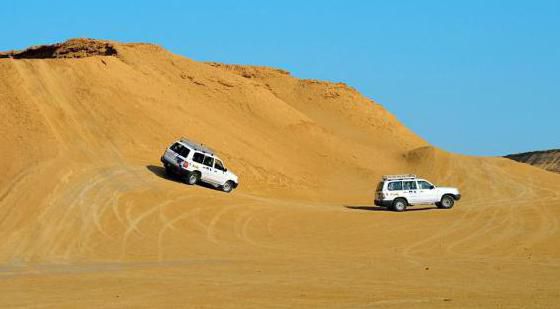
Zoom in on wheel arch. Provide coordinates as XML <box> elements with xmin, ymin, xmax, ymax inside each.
<box><xmin>441</xmin><ymin>193</ymin><xmax>455</xmax><ymax>201</ymax></box>
<box><xmin>191</xmin><ymin>170</ymin><xmax>202</xmax><ymax>176</ymax></box>
<box><xmin>393</xmin><ymin>197</ymin><xmax>408</xmax><ymax>205</ymax></box>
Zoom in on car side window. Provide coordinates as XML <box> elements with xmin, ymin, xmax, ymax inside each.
<box><xmin>388</xmin><ymin>181</ymin><xmax>402</xmax><ymax>191</ymax></box>
<box><xmin>192</xmin><ymin>152</ymin><xmax>204</xmax><ymax>163</ymax></box>
<box><xmin>214</xmin><ymin>160</ymin><xmax>225</xmax><ymax>171</ymax></box>
<box><xmin>403</xmin><ymin>181</ymin><xmax>417</xmax><ymax>190</ymax></box>
<box><xmin>203</xmin><ymin>156</ymin><xmax>214</xmax><ymax>167</ymax></box>
<box><xmin>418</xmin><ymin>181</ymin><xmax>432</xmax><ymax>189</ymax></box>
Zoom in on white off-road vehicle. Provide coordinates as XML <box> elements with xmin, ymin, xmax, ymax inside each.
<box><xmin>160</xmin><ymin>138</ymin><xmax>239</xmax><ymax>193</ymax></box>
<box><xmin>374</xmin><ymin>174</ymin><xmax>461</xmax><ymax>212</ymax></box>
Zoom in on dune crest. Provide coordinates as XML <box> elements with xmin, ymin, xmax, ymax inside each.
<box><xmin>0</xmin><ymin>38</ymin><xmax>117</xmax><ymax>59</ymax></box>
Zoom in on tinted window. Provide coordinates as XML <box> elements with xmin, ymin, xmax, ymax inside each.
<box><xmin>170</xmin><ymin>143</ymin><xmax>190</xmax><ymax>158</ymax></box>
<box><xmin>203</xmin><ymin>156</ymin><xmax>214</xmax><ymax>167</ymax></box>
<box><xmin>376</xmin><ymin>181</ymin><xmax>385</xmax><ymax>191</ymax></box>
<box><xmin>403</xmin><ymin>181</ymin><xmax>417</xmax><ymax>190</ymax></box>
<box><xmin>388</xmin><ymin>181</ymin><xmax>402</xmax><ymax>191</ymax></box>
<box><xmin>192</xmin><ymin>152</ymin><xmax>204</xmax><ymax>163</ymax></box>
<box><xmin>214</xmin><ymin>160</ymin><xmax>225</xmax><ymax>171</ymax></box>
<box><xmin>418</xmin><ymin>181</ymin><xmax>432</xmax><ymax>189</ymax></box>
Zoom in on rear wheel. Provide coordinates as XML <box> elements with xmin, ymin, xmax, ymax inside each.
<box><xmin>392</xmin><ymin>198</ymin><xmax>407</xmax><ymax>212</ymax></box>
<box><xmin>438</xmin><ymin>195</ymin><xmax>455</xmax><ymax>209</ymax></box>
<box><xmin>164</xmin><ymin>163</ymin><xmax>172</xmax><ymax>175</ymax></box>
<box><xmin>185</xmin><ymin>172</ymin><xmax>200</xmax><ymax>185</ymax></box>
<box><xmin>222</xmin><ymin>181</ymin><xmax>235</xmax><ymax>193</ymax></box>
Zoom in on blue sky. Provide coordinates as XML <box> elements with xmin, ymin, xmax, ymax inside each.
<box><xmin>2</xmin><ymin>1</ymin><xmax>558</xmax><ymax>156</ymax></box>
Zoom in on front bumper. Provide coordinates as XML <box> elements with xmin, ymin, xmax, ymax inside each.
<box><xmin>453</xmin><ymin>194</ymin><xmax>461</xmax><ymax>201</ymax></box>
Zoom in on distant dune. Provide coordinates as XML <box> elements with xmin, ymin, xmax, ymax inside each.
<box><xmin>505</xmin><ymin>149</ymin><xmax>560</xmax><ymax>173</ymax></box>
<box><xmin>1</xmin><ymin>39</ymin><xmax>559</xmax><ymax>308</ymax></box>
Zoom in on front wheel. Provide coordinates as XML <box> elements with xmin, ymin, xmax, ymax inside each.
<box><xmin>438</xmin><ymin>195</ymin><xmax>455</xmax><ymax>209</ymax></box>
<box><xmin>222</xmin><ymin>181</ymin><xmax>235</xmax><ymax>193</ymax></box>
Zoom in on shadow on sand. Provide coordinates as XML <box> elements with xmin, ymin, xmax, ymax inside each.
<box><xmin>145</xmin><ymin>165</ymin><xmax>222</xmax><ymax>192</ymax></box>
<box><xmin>344</xmin><ymin>205</ymin><xmax>436</xmax><ymax>212</ymax></box>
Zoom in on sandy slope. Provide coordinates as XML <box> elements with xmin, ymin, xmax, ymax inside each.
<box><xmin>1</xmin><ymin>39</ymin><xmax>559</xmax><ymax>307</ymax></box>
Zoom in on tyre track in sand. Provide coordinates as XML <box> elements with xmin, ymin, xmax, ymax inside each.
<box><xmin>400</xmin><ymin>159</ymin><xmax>527</xmax><ymax>265</ymax></box>
<box><xmin>156</xmin><ymin>207</ymin><xmax>201</xmax><ymax>261</ymax></box>
<box><xmin>442</xmin><ymin>163</ymin><xmax>531</xmax><ymax>254</ymax></box>
<box><xmin>401</xmin><ymin>159</ymin><xmax>560</xmax><ymax>266</ymax></box>
<box><xmin>120</xmin><ymin>195</ymin><xmax>193</xmax><ymax>259</ymax></box>
<box><xmin>20</xmin><ymin>164</ymin><xmax>157</xmax><ymax>260</ymax></box>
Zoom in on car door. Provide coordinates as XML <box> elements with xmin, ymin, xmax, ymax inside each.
<box><xmin>201</xmin><ymin>155</ymin><xmax>215</xmax><ymax>182</ymax></box>
<box><xmin>402</xmin><ymin>180</ymin><xmax>420</xmax><ymax>204</ymax></box>
<box><xmin>212</xmin><ymin>159</ymin><xmax>228</xmax><ymax>185</ymax></box>
<box><xmin>388</xmin><ymin>181</ymin><xmax>407</xmax><ymax>201</ymax></box>
<box><xmin>416</xmin><ymin>180</ymin><xmax>438</xmax><ymax>204</ymax></box>
<box><xmin>191</xmin><ymin>152</ymin><xmax>205</xmax><ymax>170</ymax></box>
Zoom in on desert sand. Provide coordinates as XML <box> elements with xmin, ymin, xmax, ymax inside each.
<box><xmin>1</xmin><ymin>39</ymin><xmax>559</xmax><ymax>308</ymax></box>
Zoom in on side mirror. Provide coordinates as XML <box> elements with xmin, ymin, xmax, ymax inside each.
<box><xmin>430</xmin><ymin>185</ymin><xmax>435</xmax><ymax>190</ymax></box>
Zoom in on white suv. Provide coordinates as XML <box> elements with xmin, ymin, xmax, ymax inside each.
<box><xmin>160</xmin><ymin>138</ymin><xmax>239</xmax><ymax>193</ymax></box>
<box><xmin>374</xmin><ymin>174</ymin><xmax>461</xmax><ymax>212</ymax></box>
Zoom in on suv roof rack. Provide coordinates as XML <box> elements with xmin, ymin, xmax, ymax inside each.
<box><xmin>382</xmin><ymin>174</ymin><xmax>416</xmax><ymax>180</ymax></box>
<box><xmin>179</xmin><ymin>137</ymin><xmax>215</xmax><ymax>155</ymax></box>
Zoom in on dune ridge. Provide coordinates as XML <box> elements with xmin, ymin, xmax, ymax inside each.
<box><xmin>505</xmin><ymin>149</ymin><xmax>560</xmax><ymax>173</ymax></box>
<box><xmin>0</xmin><ymin>38</ymin><xmax>117</xmax><ymax>59</ymax></box>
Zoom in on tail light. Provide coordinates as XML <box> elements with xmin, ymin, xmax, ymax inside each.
<box><xmin>182</xmin><ymin>161</ymin><xmax>189</xmax><ymax>169</ymax></box>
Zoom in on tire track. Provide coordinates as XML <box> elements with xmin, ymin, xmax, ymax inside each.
<box><xmin>120</xmin><ymin>195</ymin><xmax>192</xmax><ymax>259</ymax></box>
<box><xmin>157</xmin><ymin>208</ymin><xmax>200</xmax><ymax>261</ymax></box>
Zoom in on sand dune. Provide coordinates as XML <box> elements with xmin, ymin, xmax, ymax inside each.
<box><xmin>1</xmin><ymin>39</ymin><xmax>559</xmax><ymax>307</ymax></box>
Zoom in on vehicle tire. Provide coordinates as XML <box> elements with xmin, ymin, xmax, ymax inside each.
<box><xmin>222</xmin><ymin>181</ymin><xmax>235</xmax><ymax>193</ymax></box>
<box><xmin>164</xmin><ymin>164</ymin><xmax>172</xmax><ymax>176</ymax></box>
<box><xmin>185</xmin><ymin>172</ymin><xmax>200</xmax><ymax>185</ymax></box>
<box><xmin>438</xmin><ymin>195</ymin><xmax>455</xmax><ymax>209</ymax></box>
<box><xmin>392</xmin><ymin>198</ymin><xmax>407</xmax><ymax>212</ymax></box>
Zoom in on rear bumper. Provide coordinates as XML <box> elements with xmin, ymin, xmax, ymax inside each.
<box><xmin>374</xmin><ymin>199</ymin><xmax>392</xmax><ymax>207</ymax></box>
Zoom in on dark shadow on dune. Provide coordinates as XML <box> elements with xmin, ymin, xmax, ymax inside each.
<box><xmin>146</xmin><ymin>165</ymin><xmax>183</xmax><ymax>183</ymax></box>
<box><xmin>145</xmin><ymin>165</ymin><xmax>222</xmax><ymax>191</ymax></box>
<box><xmin>344</xmin><ymin>205</ymin><xmax>436</xmax><ymax>212</ymax></box>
